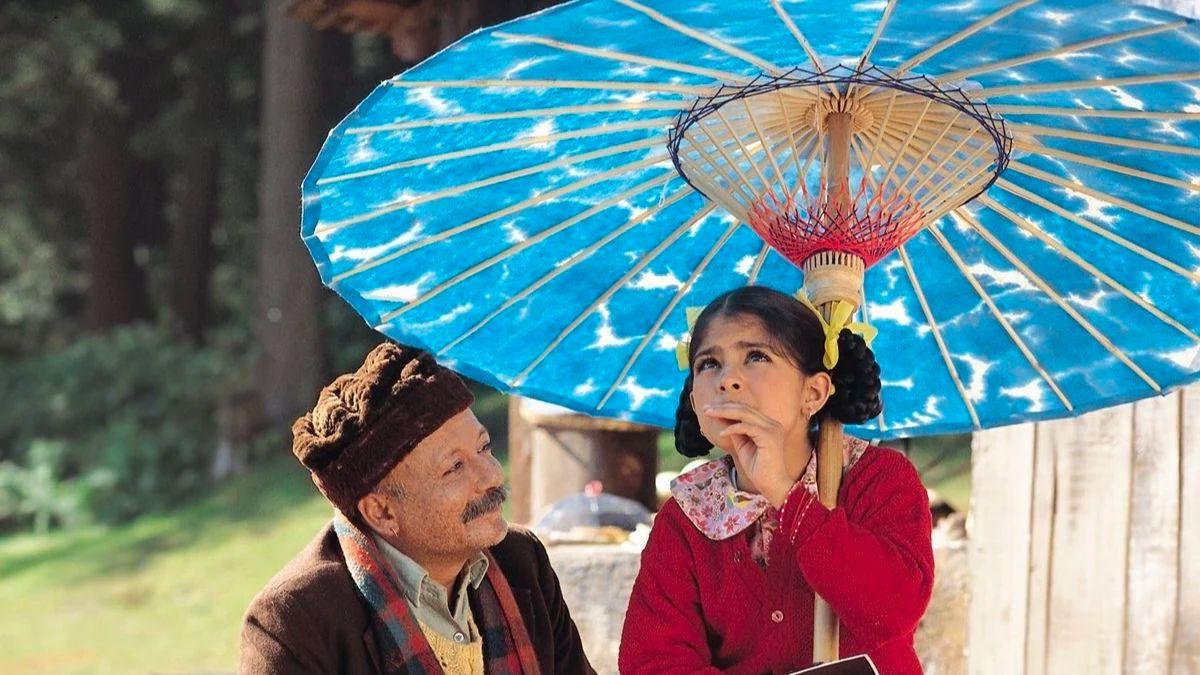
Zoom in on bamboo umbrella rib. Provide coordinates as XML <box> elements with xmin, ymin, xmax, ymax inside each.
<box><xmin>895</xmin><ymin>0</ymin><xmax>1042</xmax><ymax>75</ymax></box>
<box><xmin>689</xmin><ymin>132</ymin><xmax>757</xmax><ymax>204</ymax></box>
<box><xmin>993</xmin><ymin>178</ymin><xmax>1200</xmax><ymax>284</ymax></box>
<box><xmin>937</xmin><ymin>20</ymin><xmax>1188</xmax><ymax>82</ymax></box>
<box><xmin>1013</xmin><ymin>139</ymin><xmax>1200</xmax><ymax>193</ymax></box>
<box><xmin>918</xmin><ymin>145</ymin><xmax>998</xmax><ymax>219</ymax></box>
<box><xmin>491</xmin><ymin>31</ymin><xmax>750</xmax><ymax>82</ymax></box>
<box><xmin>329</xmin><ymin>154</ymin><xmax>671</xmax><ymax>280</ymax></box>
<box><xmin>897</xmin><ymin>245</ymin><xmax>983</xmax><ymax>429</ymax></box>
<box><xmin>377</xmin><ymin>174</ymin><xmax>686</xmax><ymax>323</ymax></box>
<box><xmin>990</xmin><ymin>104</ymin><xmax>1200</xmax><ymax>121</ymax></box>
<box><xmin>869</xmin><ymin>122</ymin><xmax>991</xmax><ymax>204</ymax></box>
<box><xmin>613</xmin><ymin>0</ymin><xmax>785</xmax><ymax>75</ymax></box>
<box><xmin>741</xmin><ymin>98</ymin><xmax>791</xmax><ymax>200</ymax></box>
<box><xmin>747</xmin><ymin>242</ymin><xmax>771</xmax><ymax>285</ymax></box>
<box><xmin>714</xmin><ymin>107</ymin><xmax>775</xmax><ymax>195</ymax></box>
<box><xmin>773</xmin><ymin>89</ymin><xmax>808</xmax><ymax>180</ymax></box>
<box><xmin>389</xmin><ymin>78</ymin><xmax>713</xmax><ymax>95</ymax></box>
<box><xmin>845</xmin><ymin>0</ymin><xmax>900</xmax><ymax>107</ymax></box>
<box><xmin>594</xmin><ymin>220</ymin><xmax>744</xmax><ymax>406</ymax></box>
<box><xmin>925</xmin><ymin>224</ymin><xmax>1074</xmax><ymax>411</ymax></box>
<box><xmin>879</xmin><ymin>100</ymin><xmax>936</xmax><ymax>191</ymax></box>
<box><xmin>979</xmin><ymin>194</ymin><xmax>1200</xmax><ymax>341</ymax></box>
<box><xmin>319</xmin><ymin>118</ymin><xmax>673</xmax><ymax>184</ymax></box>
<box><xmin>345</xmin><ymin>100</ymin><xmax>690</xmax><ymax>133</ymax></box>
<box><xmin>768</xmin><ymin>0</ymin><xmax>824</xmax><ymax>72</ymax></box>
<box><xmin>907</xmin><ymin>130</ymin><xmax>992</xmax><ymax>206</ymax></box>
<box><xmin>1006</xmin><ymin>161</ymin><xmax>1200</xmax><ymax>236</ymax></box>
<box><xmin>862</xmin><ymin>89</ymin><xmax>905</xmax><ymax>180</ymax></box>
<box><xmin>924</xmin><ymin>174</ymin><xmax>998</xmax><ymax>227</ymax></box>
<box><xmin>693</xmin><ymin>121</ymin><xmax>763</xmax><ymax>200</ymax></box>
<box><xmin>440</xmin><ymin>201</ymin><xmax>719</xmax><ymax>356</ymax></box>
<box><xmin>684</xmin><ymin>133</ymin><xmax>803</xmax><ymax>218</ymax></box>
<box><xmin>953</xmin><ymin>208</ymin><xmax>1162</xmax><ymax>392</ymax></box>
<box><xmin>688</xmin><ymin>159</ymin><xmax>751</xmax><ymax>217</ymax></box>
<box><xmin>1005</xmin><ymin>121</ymin><xmax>1200</xmax><ymax>157</ymax></box>
<box><xmin>799</xmin><ymin>123</ymin><xmax>824</xmax><ymax>181</ymax></box>
<box><xmin>863</xmin><ymin>128</ymin><xmax>989</xmax><ymax>210</ymax></box>
<box><xmin>513</xmin><ymin>214</ymin><xmax>738</xmax><ymax>389</ymax></box>
<box><xmin>314</xmin><ymin>138</ymin><xmax>664</xmax><ymax>235</ymax></box>
<box><xmin>868</xmin><ymin>117</ymin><xmax>994</xmax><ymax>185</ymax></box>
<box><xmin>974</xmin><ymin>70</ymin><xmax>1200</xmax><ymax>98</ymax></box>
<box><xmin>858</xmin><ymin>0</ymin><xmax>898</xmax><ymax>70</ymax></box>
<box><xmin>891</xmin><ymin>110</ymin><xmax>966</xmax><ymax>200</ymax></box>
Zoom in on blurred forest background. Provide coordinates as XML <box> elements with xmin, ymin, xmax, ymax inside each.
<box><xmin>0</xmin><ymin>1</ymin><xmax>968</xmax><ymax>671</ymax></box>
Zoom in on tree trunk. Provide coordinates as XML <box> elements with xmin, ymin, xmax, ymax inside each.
<box><xmin>171</xmin><ymin>18</ymin><xmax>228</xmax><ymax>343</ymax></box>
<box><xmin>81</xmin><ymin>107</ymin><xmax>151</xmax><ymax>329</ymax></box>
<box><xmin>255</xmin><ymin>0</ymin><xmax>328</xmax><ymax>425</ymax></box>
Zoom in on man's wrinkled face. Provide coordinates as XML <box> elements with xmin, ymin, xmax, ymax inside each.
<box><xmin>367</xmin><ymin>409</ymin><xmax>509</xmax><ymax>560</ymax></box>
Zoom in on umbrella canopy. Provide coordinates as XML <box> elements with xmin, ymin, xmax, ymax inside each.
<box><xmin>302</xmin><ymin>0</ymin><xmax>1200</xmax><ymax>440</ymax></box>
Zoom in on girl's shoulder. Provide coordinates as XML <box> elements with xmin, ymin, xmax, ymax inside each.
<box><xmin>842</xmin><ymin>442</ymin><xmax>928</xmax><ymax>509</ymax></box>
<box><xmin>849</xmin><ymin>441</ymin><xmax>920</xmax><ymax>479</ymax></box>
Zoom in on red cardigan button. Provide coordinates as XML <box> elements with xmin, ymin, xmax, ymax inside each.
<box><xmin>770</xmin><ymin>610</ymin><xmax>784</xmax><ymax>623</ymax></box>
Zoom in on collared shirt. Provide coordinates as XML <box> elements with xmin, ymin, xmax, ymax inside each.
<box><xmin>370</xmin><ymin>533</ymin><xmax>490</xmax><ymax>645</ymax></box>
<box><xmin>669</xmin><ymin>435</ymin><xmax>871</xmax><ymax>565</ymax></box>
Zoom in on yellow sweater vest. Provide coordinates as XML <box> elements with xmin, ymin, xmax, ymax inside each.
<box><xmin>417</xmin><ymin>618</ymin><xmax>484</xmax><ymax>675</ymax></box>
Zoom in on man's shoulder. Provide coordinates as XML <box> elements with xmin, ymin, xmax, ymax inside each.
<box><xmin>244</xmin><ymin>521</ymin><xmax>364</xmax><ymax>625</ymax></box>
<box><xmin>488</xmin><ymin>524</ymin><xmax>551</xmax><ymax>585</ymax></box>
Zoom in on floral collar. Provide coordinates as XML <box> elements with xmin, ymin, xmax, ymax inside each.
<box><xmin>669</xmin><ymin>435</ymin><xmax>871</xmax><ymax>541</ymax></box>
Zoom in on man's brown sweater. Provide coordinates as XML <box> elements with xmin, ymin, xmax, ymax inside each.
<box><xmin>239</xmin><ymin>523</ymin><xmax>594</xmax><ymax>674</ymax></box>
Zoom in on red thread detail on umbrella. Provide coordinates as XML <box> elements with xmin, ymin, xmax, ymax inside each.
<box><xmin>747</xmin><ymin>178</ymin><xmax>926</xmax><ymax>268</ymax></box>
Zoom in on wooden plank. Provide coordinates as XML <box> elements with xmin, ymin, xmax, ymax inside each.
<box><xmin>507</xmin><ymin>396</ymin><xmax>533</xmax><ymax>524</ymax></box>
<box><xmin>1025</xmin><ymin>421</ymin><xmax>1056</xmax><ymax>675</ymax></box>
<box><xmin>1041</xmin><ymin>404</ymin><xmax>1134</xmax><ymax>675</ymax></box>
<box><xmin>1125</xmin><ymin>393</ymin><xmax>1182</xmax><ymax>674</ymax></box>
<box><xmin>967</xmin><ymin>423</ymin><xmax>1037</xmax><ymax>675</ymax></box>
<box><xmin>1175</xmin><ymin>385</ymin><xmax>1200</xmax><ymax>675</ymax></box>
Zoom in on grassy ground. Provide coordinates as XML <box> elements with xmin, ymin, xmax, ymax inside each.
<box><xmin>0</xmin><ymin>388</ymin><xmax>970</xmax><ymax>673</ymax></box>
<box><xmin>0</xmin><ymin>458</ymin><xmax>331</xmax><ymax>674</ymax></box>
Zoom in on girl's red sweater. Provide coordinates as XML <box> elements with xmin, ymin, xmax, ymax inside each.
<box><xmin>619</xmin><ymin>446</ymin><xmax>934</xmax><ymax>674</ymax></box>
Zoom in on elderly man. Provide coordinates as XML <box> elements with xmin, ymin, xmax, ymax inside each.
<box><xmin>240</xmin><ymin>342</ymin><xmax>593</xmax><ymax>674</ymax></box>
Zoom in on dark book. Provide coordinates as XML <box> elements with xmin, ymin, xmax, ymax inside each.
<box><xmin>788</xmin><ymin>654</ymin><xmax>880</xmax><ymax>674</ymax></box>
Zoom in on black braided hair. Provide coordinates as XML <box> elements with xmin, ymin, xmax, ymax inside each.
<box><xmin>825</xmin><ymin>328</ymin><xmax>884</xmax><ymax>424</ymax></box>
<box><xmin>674</xmin><ymin>372</ymin><xmax>713</xmax><ymax>457</ymax></box>
<box><xmin>673</xmin><ymin>286</ymin><xmax>883</xmax><ymax>457</ymax></box>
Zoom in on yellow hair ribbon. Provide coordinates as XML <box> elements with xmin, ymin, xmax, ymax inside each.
<box><xmin>793</xmin><ymin>291</ymin><xmax>878</xmax><ymax>370</ymax></box>
<box><xmin>674</xmin><ymin>306</ymin><xmax>705</xmax><ymax>371</ymax></box>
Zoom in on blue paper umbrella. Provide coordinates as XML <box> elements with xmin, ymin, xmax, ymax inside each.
<box><xmin>302</xmin><ymin>0</ymin><xmax>1200</xmax><ymax>440</ymax></box>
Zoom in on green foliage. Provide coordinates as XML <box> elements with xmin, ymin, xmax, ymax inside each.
<box><xmin>0</xmin><ymin>324</ymin><xmax>248</xmax><ymax>530</ymax></box>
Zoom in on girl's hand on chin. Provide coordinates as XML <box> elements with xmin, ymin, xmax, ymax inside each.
<box><xmin>702</xmin><ymin>402</ymin><xmax>797</xmax><ymax>507</ymax></box>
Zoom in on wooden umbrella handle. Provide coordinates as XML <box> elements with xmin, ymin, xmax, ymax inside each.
<box><xmin>810</xmin><ymin>108</ymin><xmax>857</xmax><ymax>666</ymax></box>
<box><xmin>813</xmin><ymin>417</ymin><xmax>844</xmax><ymax>664</ymax></box>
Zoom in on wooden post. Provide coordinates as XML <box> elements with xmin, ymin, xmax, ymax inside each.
<box><xmin>508</xmin><ymin>396</ymin><xmax>534</xmax><ymax>524</ymax></box>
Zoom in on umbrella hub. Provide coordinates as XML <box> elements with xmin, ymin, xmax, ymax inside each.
<box><xmin>806</xmin><ymin>94</ymin><xmax>876</xmax><ymax>135</ymax></box>
<box><xmin>667</xmin><ymin>64</ymin><xmax>1011</xmax><ymax>272</ymax></box>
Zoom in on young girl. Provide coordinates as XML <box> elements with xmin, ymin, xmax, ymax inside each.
<box><xmin>619</xmin><ymin>286</ymin><xmax>933</xmax><ymax>674</ymax></box>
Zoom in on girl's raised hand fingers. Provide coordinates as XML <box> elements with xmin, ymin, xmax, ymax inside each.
<box><xmin>718</xmin><ymin>421</ymin><xmax>756</xmax><ymax>438</ymax></box>
<box><xmin>703</xmin><ymin>402</ymin><xmax>777</xmax><ymax>427</ymax></box>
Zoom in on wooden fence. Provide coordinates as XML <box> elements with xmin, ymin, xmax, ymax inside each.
<box><xmin>968</xmin><ymin>386</ymin><xmax>1199</xmax><ymax>674</ymax></box>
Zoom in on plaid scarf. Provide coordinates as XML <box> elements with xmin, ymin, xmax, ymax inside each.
<box><xmin>333</xmin><ymin>513</ymin><xmax>541</xmax><ymax>675</ymax></box>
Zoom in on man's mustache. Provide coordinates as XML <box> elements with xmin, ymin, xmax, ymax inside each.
<box><xmin>462</xmin><ymin>485</ymin><xmax>509</xmax><ymax>523</ymax></box>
